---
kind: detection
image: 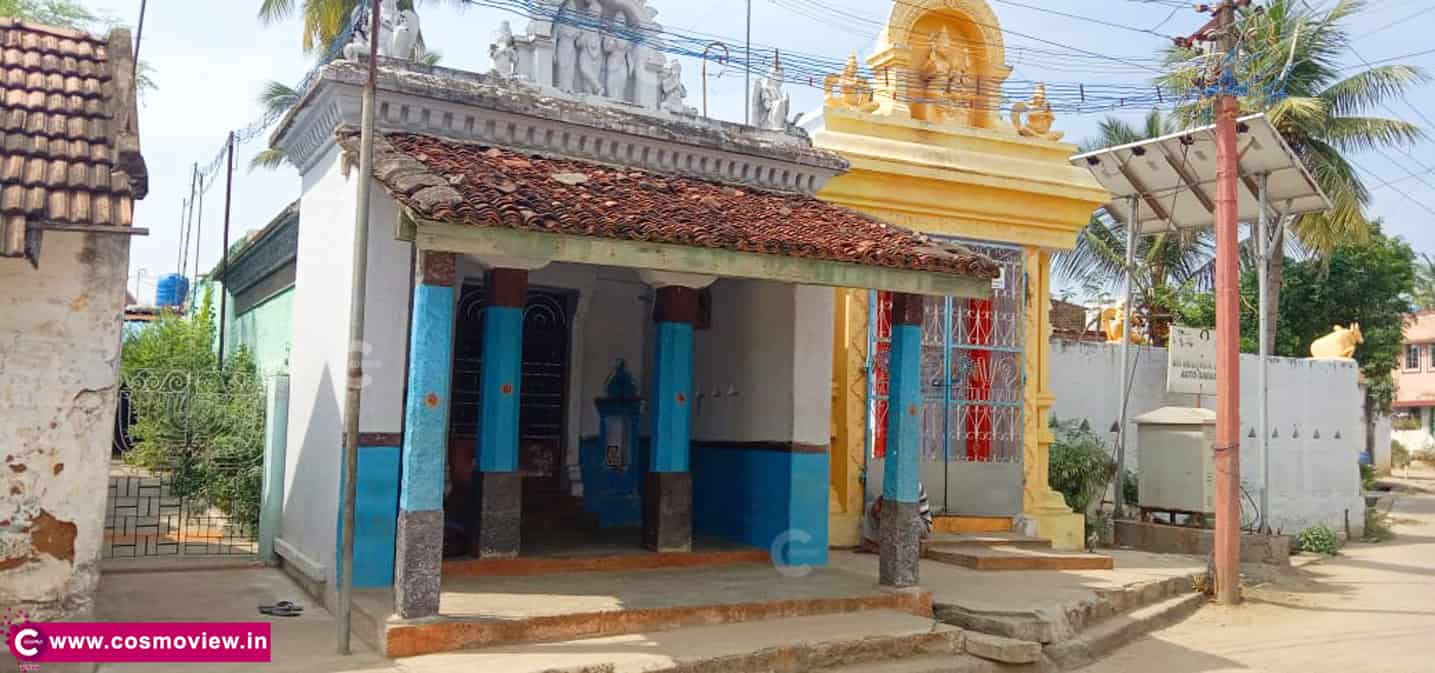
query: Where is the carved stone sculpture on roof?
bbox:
[659,58,693,115]
[1011,83,1063,141]
[602,15,634,99]
[490,20,519,77]
[824,54,880,113]
[554,6,582,91]
[343,0,423,62]
[918,26,969,124]
[751,53,791,130]
[574,0,605,95]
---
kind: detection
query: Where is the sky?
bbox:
[87,0,1435,303]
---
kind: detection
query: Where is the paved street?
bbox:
[1079,471,1435,673]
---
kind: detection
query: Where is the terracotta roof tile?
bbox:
[342,130,1000,281]
[0,18,145,261]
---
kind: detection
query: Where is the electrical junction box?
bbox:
[1133,406,1217,517]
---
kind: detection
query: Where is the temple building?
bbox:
[266,0,1014,653]
[806,0,1107,550]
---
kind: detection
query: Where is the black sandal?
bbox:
[258,601,305,617]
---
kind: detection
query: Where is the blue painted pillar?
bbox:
[881,292,924,588]
[393,251,456,618]
[645,286,697,552]
[471,268,527,559]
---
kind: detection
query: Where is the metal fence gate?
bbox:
[867,240,1026,516]
[106,369,264,559]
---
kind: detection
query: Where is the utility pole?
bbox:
[338,0,381,655]
[217,131,235,368]
[1179,0,1249,607]
[743,0,751,124]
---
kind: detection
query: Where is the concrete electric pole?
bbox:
[1179,0,1251,607]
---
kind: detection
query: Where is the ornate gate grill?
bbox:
[868,240,1026,512]
[106,369,264,558]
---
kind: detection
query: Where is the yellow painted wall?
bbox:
[814,0,1106,550]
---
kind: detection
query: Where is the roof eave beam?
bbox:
[409,215,994,300]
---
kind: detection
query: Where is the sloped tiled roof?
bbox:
[0,19,146,262]
[340,130,1001,280]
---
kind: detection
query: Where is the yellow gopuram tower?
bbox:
[814,0,1107,550]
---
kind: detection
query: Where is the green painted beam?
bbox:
[411,218,994,299]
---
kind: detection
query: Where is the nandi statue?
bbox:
[1310,323,1363,360]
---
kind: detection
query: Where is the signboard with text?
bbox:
[1167,325,1217,396]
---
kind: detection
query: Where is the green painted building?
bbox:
[209,201,299,377]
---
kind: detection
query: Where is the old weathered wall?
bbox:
[1050,340,1365,535]
[1,231,129,620]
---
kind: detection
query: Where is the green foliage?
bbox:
[1121,468,1139,507]
[1363,507,1393,543]
[1360,463,1377,492]
[1392,414,1421,431]
[121,289,266,530]
[1048,417,1116,516]
[1295,524,1341,555]
[0,0,101,28]
[1273,225,1415,413]
[1391,441,1411,469]
[1413,254,1435,311]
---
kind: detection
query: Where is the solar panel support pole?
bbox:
[1115,195,1138,521]
[1255,172,1270,534]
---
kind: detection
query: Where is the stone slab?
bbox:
[1115,520,1291,566]
[963,632,1042,664]
[924,546,1114,571]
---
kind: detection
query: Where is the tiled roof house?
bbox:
[0,18,147,264]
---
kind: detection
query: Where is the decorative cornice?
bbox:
[275,61,848,196]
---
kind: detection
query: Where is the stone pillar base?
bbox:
[394,509,444,618]
[879,500,921,587]
[642,472,692,552]
[1032,509,1085,551]
[471,472,521,559]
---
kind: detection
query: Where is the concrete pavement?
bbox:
[1077,469,1435,673]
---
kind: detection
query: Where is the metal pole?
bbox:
[743,0,751,124]
[1256,172,1270,534]
[217,132,235,368]
[338,0,381,655]
[178,164,197,278]
[131,0,148,81]
[1115,196,1138,520]
[192,173,205,288]
[1212,1,1242,606]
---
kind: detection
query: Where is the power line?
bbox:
[1354,5,1435,41]
[1354,157,1435,218]
[987,0,1180,39]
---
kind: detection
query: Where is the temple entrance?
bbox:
[447,282,587,556]
[867,239,1026,516]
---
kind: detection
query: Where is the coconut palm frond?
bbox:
[1319,65,1430,117]
[248,147,291,172]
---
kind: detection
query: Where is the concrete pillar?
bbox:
[881,292,923,588]
[1021,248,1084,550]
[394,251,456,618]
[645,285,698,552]
[472,267,527,559]
[259,374,290,563]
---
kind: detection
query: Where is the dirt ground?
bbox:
[1078,464,1435,673]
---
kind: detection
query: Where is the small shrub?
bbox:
[1392,414,1421,431]
[1048,417,1116,516]
[1391,441,1411,469]
[1122,468,1139,506]
[1363,507,1394,543]
[1295,524,1341,555]
[1360,463,1378,491]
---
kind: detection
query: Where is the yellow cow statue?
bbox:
[1310,323,1363,360]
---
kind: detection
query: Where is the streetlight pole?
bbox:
[743,0,751,124]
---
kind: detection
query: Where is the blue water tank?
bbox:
[155,273,190,308]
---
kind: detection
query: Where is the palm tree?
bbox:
[1413,254,1435,311]
[1159,0,1427,347]
[1055,110,1217,345]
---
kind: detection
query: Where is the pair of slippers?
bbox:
[258,601,304,617]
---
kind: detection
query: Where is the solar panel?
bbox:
[1070,113,1331,234]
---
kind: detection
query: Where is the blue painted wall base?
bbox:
[335,445,400,588]
[692,445,829,567]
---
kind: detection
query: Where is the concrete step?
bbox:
[933,515,1013,534]
[925,545,1114,571]
[1042,592,1206,670]
[815,653,1051,673]
[396,610,965,673]
[926,533,1052,550]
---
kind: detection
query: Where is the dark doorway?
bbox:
[446,282,578,556]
